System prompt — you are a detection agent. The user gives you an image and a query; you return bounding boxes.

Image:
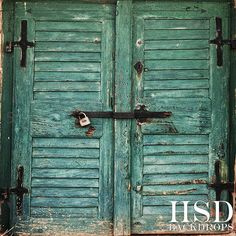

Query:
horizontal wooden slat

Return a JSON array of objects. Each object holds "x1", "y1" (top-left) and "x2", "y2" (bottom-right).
[
  {"x1": 32, "y1": 169, "x2": 99, "y2": 179},
  {"x1": 31, "y1": 207, "x2": 98, "y2": 218},
  {"x1": 32, "y1": 158, "x2": 99, "y2": 169},
  {"x1": 144, "y1": 89, "x2": 209, "y2": 98},
  {"x1": 143, "y1": 184, "x2": 208, "y2": 195},
  {"x1": 32, "y1": 178, "x2": 99, "y2": 188},
  {"x1": 145, "y1": 49, "x2": 209, "y2": 60},
  {"x1": 144, "y1": 19, "x2": 209, "y2": 30},
  {"x1": 35, "y1": 62, "x2": 100, "y2": 72},
  {"x1": 36, "y1": 21, "x2": 102, "y2": 32},
  {"x1": 143, "y1": 97, "x2": 211, "y2": 111},
  {"x1": 35, "y1": 52, "x2": 101, "y2": 62},
  {"x1": 143, "y1": 173, "x2": 208, "y2": 185},
  {"x1": 145, "y1": 60, "x2": 209, "y2": 70},
  {"x1": 143, "y1": 134, "x2": 209, "y2": 145},
  {"x1": 145, "y1": 29, "x2": 209, "y2": 40},
  {"x1": 34, "y1": 91, "x2": 101, "y2": 100},
  {"x1": 31, "y1": 187, "x2": 98, "y2": 198},
  {"x1": 34, "y1": 82, "x2": 100, "y2": 92},
  {"x1": 31, "y1": 197, "x2": 98, "y2": 208},
  {"x1": 143, "y1": 145, "x2": 209, "y2": 155},
  {"x1": 32, "y1": 100, "x2": 103, "y2": 111},
  {"x1": 144, "y1": 79, "x2": 209, "y2": 90},
  {"x1": 144, "y1": 70, "x2": 209, "y2": 80},
  {"x1": 143, "y1": 164, "x2": 208, "y2": 174},
  {"x1": 33, "y1": 148, "x2": 99, "y2": 158},
  {"x1": 141, "y1": 121, "x2": 211, "y2": 135},
  {"x1": 145, "y1": 40, "x2": 209, "y2": 50},
  {"x1": 33, "y1": 138, "x2": 99, "y2": 148},
  {"x1": 143, "y1": 195, "x2": 208, "y2": 206},
  {"x1": 144, "y1": 155, "x2": 209, "y2": 165},
  {"x1": 35, "y1": 42, "x2": 100, "y2": 53},
  {"x1": 34, "y1": 72, "x2": 101, "y2": 82},
  {"x1": 143, "y1": 205, "x2": 207, "y2": 215},
  {"x1": 36, "y1": 31, "x2": 101, "y2": 42}
]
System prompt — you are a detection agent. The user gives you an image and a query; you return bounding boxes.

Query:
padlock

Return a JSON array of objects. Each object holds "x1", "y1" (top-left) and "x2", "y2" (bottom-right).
[{"x1": 78, "y1": 112, "x2": 91, "y2": 127}]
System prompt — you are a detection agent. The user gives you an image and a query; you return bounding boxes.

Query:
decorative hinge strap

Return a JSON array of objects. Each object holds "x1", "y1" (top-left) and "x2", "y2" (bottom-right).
[{"x1": 210, "y1": 17, "x2": 236, "y2": 66}]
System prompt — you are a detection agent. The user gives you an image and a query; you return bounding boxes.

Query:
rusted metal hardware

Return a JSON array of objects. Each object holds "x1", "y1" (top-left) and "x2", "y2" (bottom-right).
[
  {"x1": 210, "y1": 17, "x2": 236, "y2": 66},
  {"x1": 134, "y1": 61, "x2": 144, "y2": 75},
  {"x1": 208, "y1": 160, "x2": 234, "y2": 203},
  {"x1": 10, "y1": 166, "x2": 28, "y2": 216},
  {"x1": 71, "y1": 110, "x2": 172, "y2": 120},
  {"x1": 0, "y1": 188, "x2": 9, "y2": 203},
  {"x1": 5, "y1": 20, "x2": 35, "y2": 67}
]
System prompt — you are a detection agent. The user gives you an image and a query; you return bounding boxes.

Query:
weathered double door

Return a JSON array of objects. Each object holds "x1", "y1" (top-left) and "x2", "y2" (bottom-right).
[{"x1": 10, "y1": 0, "x2": 230, "y2": 235}]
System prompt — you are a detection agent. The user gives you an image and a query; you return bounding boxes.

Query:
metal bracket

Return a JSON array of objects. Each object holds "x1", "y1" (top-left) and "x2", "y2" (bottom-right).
[{"x1": 210, "y1": 17, "x2": 236, "y2": 66}]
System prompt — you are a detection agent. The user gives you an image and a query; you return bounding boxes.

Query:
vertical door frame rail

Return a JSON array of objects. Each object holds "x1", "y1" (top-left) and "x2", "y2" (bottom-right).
[{"x1": 0, "y1": 0, "x2": 236, "y2": 235}]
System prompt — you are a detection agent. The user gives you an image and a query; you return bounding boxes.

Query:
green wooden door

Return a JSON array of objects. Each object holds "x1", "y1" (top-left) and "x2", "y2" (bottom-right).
[
  {"x1": 131, "y1": 1, "x2": 230, "y2": 234},
  {"x1": 11, "y1": 1, "x2": 114, "y2": 235},
  {"x1": 9, "y1": 0, "x2": 231, "y2": 235}
]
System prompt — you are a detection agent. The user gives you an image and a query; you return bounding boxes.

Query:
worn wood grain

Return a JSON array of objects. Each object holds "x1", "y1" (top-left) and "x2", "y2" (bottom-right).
[
  {"x1": 144, "y1": 155, "x2": 208, "y2": 165},
  {"x1": 145, "y1": 40, "x2": 209, "y2": 50},
  {"x1": 35, "y1": 52, "x2": 101, "y2": 62},
  {"x1": 144, "y1": 19, "x2": 209, "y2": 30},
  {"x1": 31, "y1": 207, "x2": 98, "y2": 218},
  {"x1": 143, "y1": 173, "x2": 208, "y2": 185},
  {"x1": 34, "y1": 81, "x2": 101, "y2": 92},
  {"x1": 34, "y1": 72, "x2": 101, "y2": 82},
  {"x1": 145, "y1": 49, "x2": 209, "y2": 60},
  {"x1": 144, "y1": 69, "x2": 209, "y2": 80},
  {"x1": 113, "y1": 1, "x2": 132, "y2": 235},
  {"x1": 35, "y1": 42, "x2": 101, "y2": 53},
  {"x1": 36, "y1": 31, "x2": 101, "y2": 42},
  {"x1": 32, "y1": 178, "x2": 99, "y2": 188},
  {"x1": 145, "y1": 29, "x2": 209, "y2": 40},
  {"x1": 31, "y1": 187, "x2": 98, "y2": 198}
]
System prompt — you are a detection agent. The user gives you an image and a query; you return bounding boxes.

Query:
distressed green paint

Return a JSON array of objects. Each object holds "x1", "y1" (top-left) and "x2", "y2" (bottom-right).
[
  {"x1": 113, "y1": 1, "x2": 132, "y2": 235},
  {"x1": 131, "y1": 1, "x2": 230, "y2": 234},
  {"x1": 8, "y1": 1, "x2": 115, "y2": 235},
  {"x1": 0, "y1": 0, "x2": 234, "y2": 235},
  {"x1": 229, "y1": 2, "x2": 236, "y2": 195},
  {"x1": 0, "y1": 0, "x2": 14, "y2": 231}
]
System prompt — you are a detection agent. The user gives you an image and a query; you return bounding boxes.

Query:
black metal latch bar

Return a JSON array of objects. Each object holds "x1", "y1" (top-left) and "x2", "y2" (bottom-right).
[
  {"x1": 5, "y1": 20, "x2": 35, "y2": 67},
  {"x1": 210, "y1": 17, "x2": 236, "y2": 67},
  {"x1": 71, "y1": 110, "x2": 172, "y2": 119}
]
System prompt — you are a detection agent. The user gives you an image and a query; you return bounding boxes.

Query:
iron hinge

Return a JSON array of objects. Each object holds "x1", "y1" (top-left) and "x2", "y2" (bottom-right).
[
  {"x1": 210, "y1": 17, "x2": 236, "y2": 66},
  {"x1": 0, "y1": 166, "x2": 28, "y2": 216},
  {"x1": 208, "y1": 160, "x2": 235, "y2": 201},
  {"x1": 5, "y1": 20, "x2": 35, "y2": 67},
  {"x1": 208, "y1": 182, "x2": 234, "y2": 193}
]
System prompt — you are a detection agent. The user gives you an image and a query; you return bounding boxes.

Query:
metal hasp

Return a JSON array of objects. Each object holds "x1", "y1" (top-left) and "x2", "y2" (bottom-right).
[
  {"x1": 10, "y1": 166, "x2": 28, "y2": 216},
  {"x1": 71, "y1": 110, "x2": 172, "y2": 119},
  {"x1": 5, "y1": 20, "x2": 35, "y2": 67},
  {"x1": 208, "y1": 160, "x2": 234, "y2": 202},
  {"x1": 210, "y1": 17, "x2": 236, "y2": 66}
]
